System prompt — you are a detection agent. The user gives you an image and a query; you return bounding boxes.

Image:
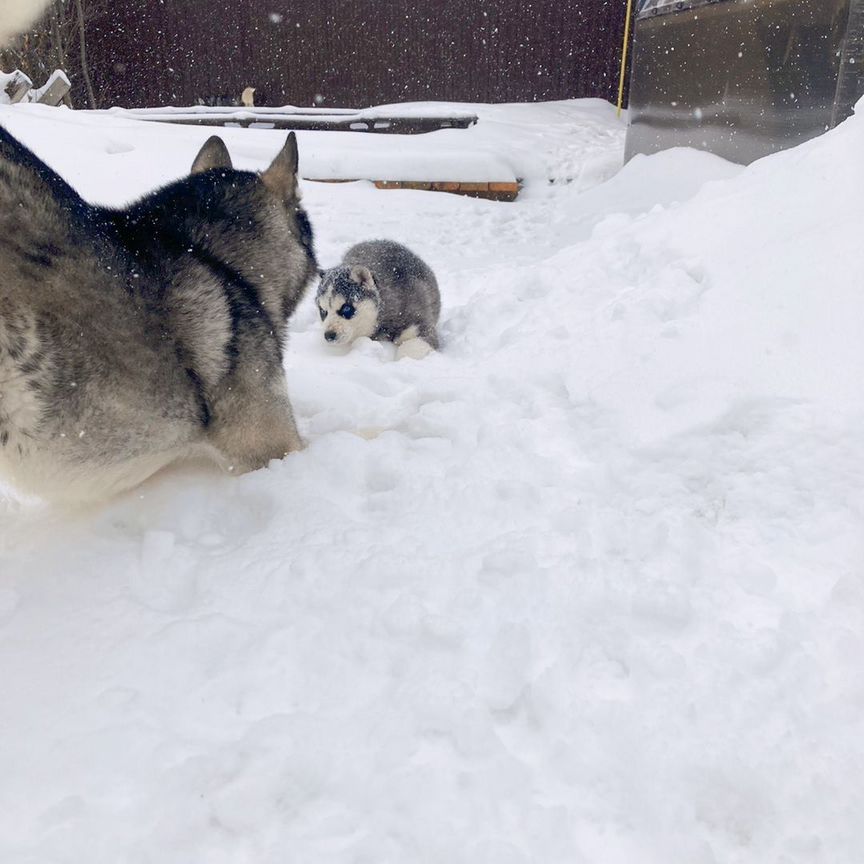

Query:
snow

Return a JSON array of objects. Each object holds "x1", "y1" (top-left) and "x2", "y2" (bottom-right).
[
  {"x1": 2, "y1": 100, "x2": 624, "y2": 185},
  {"x1": 1, "y1": 98, "x2": 864, "y2": 863}
]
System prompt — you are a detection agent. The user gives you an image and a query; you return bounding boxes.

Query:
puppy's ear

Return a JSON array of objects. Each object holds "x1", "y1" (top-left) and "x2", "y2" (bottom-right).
[
  {"x1": 261, "y1": 132, "x2": 299, "y2": 202},
  {"x1": 191, "y1": 136, "x2": 232, "y2": 174},
  {"x1": 349, "y1": 266, "x2": 376, "y2": 290}
]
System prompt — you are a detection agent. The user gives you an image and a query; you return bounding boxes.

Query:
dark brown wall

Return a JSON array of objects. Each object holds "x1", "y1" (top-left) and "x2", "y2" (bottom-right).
[{"x1": 83, "y1": 0, "x2": 628, "y2": 109}]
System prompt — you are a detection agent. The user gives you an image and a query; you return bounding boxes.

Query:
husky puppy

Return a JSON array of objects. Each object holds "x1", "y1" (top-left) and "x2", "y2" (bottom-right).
[
  {"x1": 0, "y1": 129, "x2": 317, "y2": 501},
  {"x1": 316, "y1": 240, "x2": 440, "y2": 360}
]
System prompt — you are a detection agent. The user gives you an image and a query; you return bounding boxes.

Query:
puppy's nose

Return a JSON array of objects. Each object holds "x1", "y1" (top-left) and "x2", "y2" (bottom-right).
[{"x1": 324, "y1": 331, "x2": 338, "y2": 343}]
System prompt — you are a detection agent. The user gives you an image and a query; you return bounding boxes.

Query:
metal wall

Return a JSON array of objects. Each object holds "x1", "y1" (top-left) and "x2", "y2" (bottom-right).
[
  {"x1": 81, "y1": 0, "x2": 629, "y2": 109},
  {"x1": 625, "y1": 0, "x2": 863, "y2": 164}
]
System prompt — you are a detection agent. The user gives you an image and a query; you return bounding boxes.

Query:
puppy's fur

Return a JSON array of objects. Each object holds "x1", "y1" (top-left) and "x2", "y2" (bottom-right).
[
  {"x1": 316, "y1": 240, "x2": 440, "y2": 359},
  {"x1": 0, "y1": 129, "x2": 317, "y2": 501}
]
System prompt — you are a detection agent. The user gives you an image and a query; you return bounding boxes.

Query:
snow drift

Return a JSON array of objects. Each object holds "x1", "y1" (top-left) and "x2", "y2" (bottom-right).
[{"x1": 0, "y1": 99, "x2": 862, "y2": 863}]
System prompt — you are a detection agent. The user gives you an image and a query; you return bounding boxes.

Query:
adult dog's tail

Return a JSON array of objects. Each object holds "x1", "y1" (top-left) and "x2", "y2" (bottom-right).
[{"x1": 0, "y1": 0, "x2": 51, "y2": 44}]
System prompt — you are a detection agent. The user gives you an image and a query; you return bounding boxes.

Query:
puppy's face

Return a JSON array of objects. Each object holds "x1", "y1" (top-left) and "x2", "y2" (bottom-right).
[{"x1": 316, "y1": 265, "x2": 380, "y2": 346}]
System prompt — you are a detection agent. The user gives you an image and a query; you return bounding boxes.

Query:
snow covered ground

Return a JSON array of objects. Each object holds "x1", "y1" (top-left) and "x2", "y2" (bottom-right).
[{"x1": 1, "y1": 99, "x2": 863, "y2": 863}]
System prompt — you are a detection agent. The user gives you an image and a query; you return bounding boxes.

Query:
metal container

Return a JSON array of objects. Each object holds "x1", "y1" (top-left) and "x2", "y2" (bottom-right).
[{"x1": 625, "y1": 0, "x2": 864, "y2": 164}]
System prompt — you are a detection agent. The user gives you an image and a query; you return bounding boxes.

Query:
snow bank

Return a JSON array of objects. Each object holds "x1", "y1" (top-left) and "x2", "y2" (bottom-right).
[
  {"x1": 1, "y1": 99, "x2": 862, "y2": 864},
  {"x1": 0, "y1": 99, "x2": 625, "y2": 187}
]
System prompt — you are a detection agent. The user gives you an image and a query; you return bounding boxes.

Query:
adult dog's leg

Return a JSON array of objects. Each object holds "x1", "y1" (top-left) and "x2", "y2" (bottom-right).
[{"x1": 207, "y1": 371, "x2": 304, "y2": 474}]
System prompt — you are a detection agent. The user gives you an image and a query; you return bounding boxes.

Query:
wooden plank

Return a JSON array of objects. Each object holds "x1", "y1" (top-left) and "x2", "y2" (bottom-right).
[
  {"x1": 487, "y1": 181, "x2": 521, "y2": 202},
  {"x1": 488, "y1": 182, "x2": 520, "y2": 194},
  {"x1": 91, "y1": 106, "x2": 478, "y2": 135},
  {"x1": 363, "y1": 179, "x2": 519, "y2": 201}
]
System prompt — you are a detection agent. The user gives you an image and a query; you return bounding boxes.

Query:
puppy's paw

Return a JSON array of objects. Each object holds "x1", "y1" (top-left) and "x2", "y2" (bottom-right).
[
  {"x1": 396, "y1": 337, "x2": 433, "y2": 361},
  {"x1": 351, "y1": 427, "x2": 386, "y2": 440}
]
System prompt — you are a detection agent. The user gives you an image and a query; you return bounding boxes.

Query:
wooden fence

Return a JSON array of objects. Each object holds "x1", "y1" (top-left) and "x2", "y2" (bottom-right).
[{"x1": 81, "y1": 0, "x2": 629, "y2": 109}]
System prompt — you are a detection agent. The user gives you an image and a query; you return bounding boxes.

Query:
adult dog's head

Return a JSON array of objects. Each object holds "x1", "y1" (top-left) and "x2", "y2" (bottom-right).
[
  {"x1": 126, "y1": 132, "x2": 318, "y2": 342},
  {"x1": 188, "y1": 133, "x2": 318, "y2": 324}
]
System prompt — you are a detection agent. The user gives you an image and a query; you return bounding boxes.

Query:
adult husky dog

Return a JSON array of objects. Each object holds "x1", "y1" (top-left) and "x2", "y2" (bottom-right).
[{"x1": 0, "y1": 129, "x2": 317, "y2": 501}]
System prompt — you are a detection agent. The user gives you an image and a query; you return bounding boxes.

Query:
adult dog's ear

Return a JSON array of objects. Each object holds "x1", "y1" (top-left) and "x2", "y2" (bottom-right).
[
  {"x1": 191, "y1": 136, "x2": 233, "y2": 174},
  {"x1": 349, "y1": 266, "x2": 376, "y2": 291},
  {"x1": 261, "y1": 132, "x2": 299, "y2": 202}
]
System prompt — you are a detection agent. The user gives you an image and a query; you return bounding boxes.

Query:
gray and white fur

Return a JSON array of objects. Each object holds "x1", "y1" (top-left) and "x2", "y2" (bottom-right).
[
  {"x1": 316, "y1": 240, "x2": 440, "y2": 360},
  {"x1": 0, "y1": 129, "x2": 317, "y2": 501}
]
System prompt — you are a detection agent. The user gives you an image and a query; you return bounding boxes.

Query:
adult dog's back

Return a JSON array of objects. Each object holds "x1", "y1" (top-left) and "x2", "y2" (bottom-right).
[{"x1": 0, "y1": 129, "x2": 317, "y2": 500}]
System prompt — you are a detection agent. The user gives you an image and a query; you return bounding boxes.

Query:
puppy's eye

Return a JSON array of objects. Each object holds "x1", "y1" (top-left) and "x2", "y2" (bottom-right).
[
  {"x1": 319, "y1": 306, "x2": 326, "y2": 321},
  {"x1": 338, "y1": 303, "x2": 355, "y2": 320}
]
